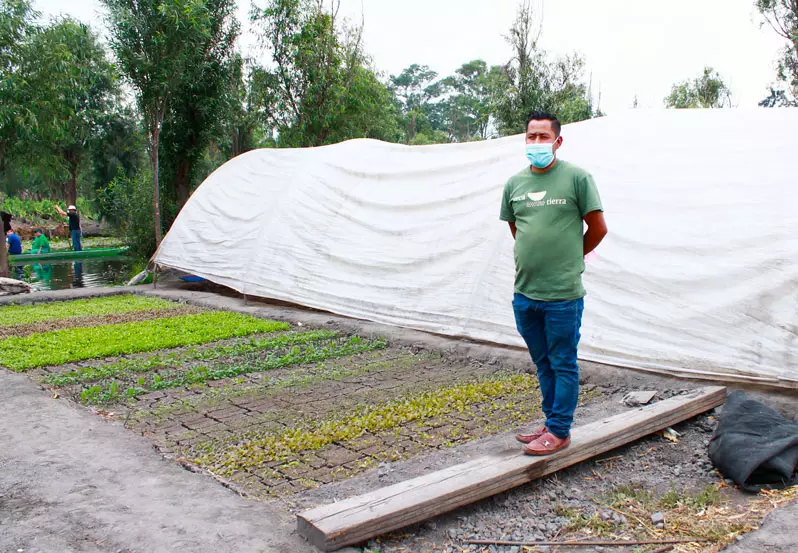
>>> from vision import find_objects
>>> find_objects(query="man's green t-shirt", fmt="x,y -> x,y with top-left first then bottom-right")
499,160 -> 603,301
31,234 -> 51,254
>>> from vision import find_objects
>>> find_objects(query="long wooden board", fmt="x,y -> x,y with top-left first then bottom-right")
298,386 -> 726,551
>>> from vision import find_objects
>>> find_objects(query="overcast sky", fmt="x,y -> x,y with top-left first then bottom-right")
34,0 -> 787,114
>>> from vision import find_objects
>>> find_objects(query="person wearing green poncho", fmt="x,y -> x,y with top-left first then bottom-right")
30,229 -> 51,254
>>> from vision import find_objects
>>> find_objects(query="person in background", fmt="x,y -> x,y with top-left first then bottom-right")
1,211 -> 11,234
55,204 -> 82,251
6,228 -> 23,255
30,229 -> 51,254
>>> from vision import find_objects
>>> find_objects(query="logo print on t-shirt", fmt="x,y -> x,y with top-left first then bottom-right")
527,191 -> 547,201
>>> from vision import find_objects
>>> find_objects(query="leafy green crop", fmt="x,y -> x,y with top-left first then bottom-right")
0,295 -> 181,327
198,373 -> 540,471
0,312 -> 289,370
80,336 -> 387,403
44,329 -> 339,387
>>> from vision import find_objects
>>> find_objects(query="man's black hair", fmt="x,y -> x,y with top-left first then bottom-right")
525,110 -> 561,137
1,211 -> 11,234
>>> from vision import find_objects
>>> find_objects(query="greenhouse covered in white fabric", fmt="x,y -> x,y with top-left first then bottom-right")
153,108 -> 798,388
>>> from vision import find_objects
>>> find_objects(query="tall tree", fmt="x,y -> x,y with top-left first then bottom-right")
440,60 -> 504,142
217,57 -> 275,160
664,66 -> 732,108
159,0 -> 238,209
253,0 -> 399,147
0,0 -> 37,176
102,0 -> 215,246
0,0 -> 37,279
16,18 -> 117,206
91,106 -> 145,200
493,1 -> 596,136
390,64 -> 443,143
756,0 -> 798,106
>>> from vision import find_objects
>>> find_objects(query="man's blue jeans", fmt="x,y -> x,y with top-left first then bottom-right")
512,293 -> 584,439
70,229 -> 82,251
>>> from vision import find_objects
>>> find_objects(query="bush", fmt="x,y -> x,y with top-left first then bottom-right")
99,170 -> 157,258
0,195 -> 98,223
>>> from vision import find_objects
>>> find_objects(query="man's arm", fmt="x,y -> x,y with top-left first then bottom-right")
507,222 -> 517,240
583,210 -> 607,255
54,205 -> 66,217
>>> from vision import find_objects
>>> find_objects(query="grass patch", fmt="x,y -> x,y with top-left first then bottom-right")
22,235 -> 123,252
43,329 -> 338,387
79,335 -> 387,404
0,295 -> 182,327
559,483 -> 798,552
196,373 -> 541,473
0,311 -> 289,370
132,351 -> 427,421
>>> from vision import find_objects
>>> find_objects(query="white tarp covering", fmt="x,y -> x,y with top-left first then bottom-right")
154,109 -> 798,388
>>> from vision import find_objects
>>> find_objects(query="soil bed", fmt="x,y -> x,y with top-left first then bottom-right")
4,289 -> 796,553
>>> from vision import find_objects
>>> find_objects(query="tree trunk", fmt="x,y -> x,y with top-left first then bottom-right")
175,159 -> 190,209
0,242 -> 8,279
152,128 -> 163,247
232,128 -> 241,158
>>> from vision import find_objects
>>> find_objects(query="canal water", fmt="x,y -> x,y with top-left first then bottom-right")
10,256 -> 134,291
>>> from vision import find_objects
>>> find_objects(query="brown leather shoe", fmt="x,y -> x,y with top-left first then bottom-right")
523,432 -> 571,456
515,425 -> 548,444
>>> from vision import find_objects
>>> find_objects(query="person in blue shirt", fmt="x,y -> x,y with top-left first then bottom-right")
6,229 -> 22,255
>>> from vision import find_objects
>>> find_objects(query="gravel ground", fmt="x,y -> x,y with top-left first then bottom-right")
292,386 -> 740,553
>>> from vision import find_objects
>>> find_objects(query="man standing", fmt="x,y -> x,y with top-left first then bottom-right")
500,111 -> 607,456
55,204 -> 82,251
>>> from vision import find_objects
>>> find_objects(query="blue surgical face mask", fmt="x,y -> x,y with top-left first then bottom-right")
525,142 -> 556,169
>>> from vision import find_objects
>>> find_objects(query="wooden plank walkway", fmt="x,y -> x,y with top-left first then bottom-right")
297,386 -> 727,551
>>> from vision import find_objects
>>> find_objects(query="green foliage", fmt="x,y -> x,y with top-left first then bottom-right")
0,294 -> 180,327
197,373 -> 540,471
44,329 -> 330,387
133,351 -> 423,420
659,484 -> 722,510
0,195 -> 97,223
0,0 -> 38,174
440,60 -> 505,142
91,107 -> 145,201
21,235 -> 122,253
83,335 -> 387,402
252,0 -> 400,147
102,0 -> 228,245
14,17 -> 118,204
158,0 -> 239,209
491,3 -> 598,135
756,0 -> 798,106
390,64 -> 445,143
0,311 -> 284,370
664,66 -> 733,108
99,170 -> 156,258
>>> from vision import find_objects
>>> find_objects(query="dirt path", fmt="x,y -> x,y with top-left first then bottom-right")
723,500 -> 798,553
0,369 -> 312,553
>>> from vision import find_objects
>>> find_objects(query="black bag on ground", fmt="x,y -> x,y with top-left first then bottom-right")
708,390 -> 798,493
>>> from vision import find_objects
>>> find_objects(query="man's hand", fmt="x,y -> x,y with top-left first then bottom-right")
54,205 -> 66,217
583,210 -> 607,255
508,222 -> 517,240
